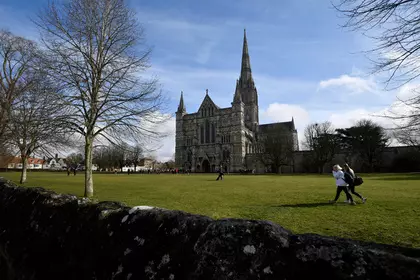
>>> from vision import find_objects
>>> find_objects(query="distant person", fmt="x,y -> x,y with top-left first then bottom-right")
67,168 -> 71,176
73,168 -> 76,176
127,169 -> 130,175
344,163 -> 366,203
216,165 -> 224,181
329,164 -> 355,205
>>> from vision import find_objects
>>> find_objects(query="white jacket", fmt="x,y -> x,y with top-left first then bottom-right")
333,170 -> 348,187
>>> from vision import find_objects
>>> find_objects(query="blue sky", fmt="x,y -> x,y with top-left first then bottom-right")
0,0 -> 412,160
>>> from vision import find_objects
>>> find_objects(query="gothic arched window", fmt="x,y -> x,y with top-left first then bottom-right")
205,120 -> 210,143
200,125 -> 204,144
211,123 -> 215,143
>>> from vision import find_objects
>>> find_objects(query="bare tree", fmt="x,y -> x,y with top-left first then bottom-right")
393,127 -> 420,151
66,152 -> 84,169
0,30 -> 38,144
113,143 -> 130,172
127,144 -> 143,172
304,122 -> 341,173
35,0 -> 167,196
256,125 -> 294,173
334,0 -> 420,88
334,0 -> 420,141
6,74 -> 71,183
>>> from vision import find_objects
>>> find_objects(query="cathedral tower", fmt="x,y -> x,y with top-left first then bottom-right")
236,29 -> 259,131
175,92 -> 186,167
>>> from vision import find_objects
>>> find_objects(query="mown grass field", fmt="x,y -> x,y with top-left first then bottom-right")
1,171 -> 419,248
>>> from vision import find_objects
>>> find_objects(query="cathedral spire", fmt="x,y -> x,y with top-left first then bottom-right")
177,91 -> 186,113
233,79 -> 242,103
239,29 -> 253,87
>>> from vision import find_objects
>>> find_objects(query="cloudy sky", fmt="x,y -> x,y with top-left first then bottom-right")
0,0 -> 414,161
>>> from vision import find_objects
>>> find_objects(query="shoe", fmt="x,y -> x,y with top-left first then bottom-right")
344,199 -> 349,203
350,201 -> 357,205
362,197 -> 367,204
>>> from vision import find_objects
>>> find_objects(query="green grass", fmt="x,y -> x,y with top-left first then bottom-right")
1,171 -> 420,248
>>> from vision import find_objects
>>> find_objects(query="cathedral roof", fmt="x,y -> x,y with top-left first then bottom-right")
198,89 -> 220,111
259,121 -> 296,132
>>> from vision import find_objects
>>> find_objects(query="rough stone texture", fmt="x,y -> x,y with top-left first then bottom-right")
0,179 -> 419,280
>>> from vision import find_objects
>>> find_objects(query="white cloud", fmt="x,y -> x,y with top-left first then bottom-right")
151,115 -> 176,162
396,83 -> 420,101
260,103 -> 311,147
318,74 -> 377,94
260,103 -> 310,125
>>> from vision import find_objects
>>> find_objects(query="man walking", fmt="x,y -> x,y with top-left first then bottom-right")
216,165 -> 224,181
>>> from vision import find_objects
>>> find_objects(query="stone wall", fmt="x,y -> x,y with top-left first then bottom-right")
0,179 -> 419,279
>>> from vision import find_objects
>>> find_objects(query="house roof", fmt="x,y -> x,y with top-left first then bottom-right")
0,156 -> 15,168
0,156 -> 45,167
28,158 -> 45,164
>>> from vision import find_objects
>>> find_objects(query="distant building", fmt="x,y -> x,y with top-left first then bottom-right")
0,156 -> 46,170
121,158 -> 156,172
175,30 -> 298,173
45,157 -> 67,170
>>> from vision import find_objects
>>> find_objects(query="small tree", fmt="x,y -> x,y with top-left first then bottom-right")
304,122 -> 341,173
336,119 -> 390,172
0,30 -> 38,144
110,143 -> 130,172
256,125 -> 294,173
6,75 -> 70,183
35,0 -> 166,197
127,144 -> 143,172
66,153 -> 84,169
164,160 -> 176,170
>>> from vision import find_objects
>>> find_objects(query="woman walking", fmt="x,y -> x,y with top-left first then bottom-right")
330,164 -> 356,205
344,163 -> 367,203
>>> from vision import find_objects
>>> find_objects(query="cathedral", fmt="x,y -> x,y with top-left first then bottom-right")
175,30 -> 298,173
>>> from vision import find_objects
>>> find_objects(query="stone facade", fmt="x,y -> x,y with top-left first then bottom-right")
175,30 -> 298,173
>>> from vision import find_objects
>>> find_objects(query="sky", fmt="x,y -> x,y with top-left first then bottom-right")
0,0 -> 415,161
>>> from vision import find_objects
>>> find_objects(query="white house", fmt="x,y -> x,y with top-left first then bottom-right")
44,157 -> 67,170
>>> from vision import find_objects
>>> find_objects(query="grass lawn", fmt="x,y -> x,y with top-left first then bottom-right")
1,171 -> 420,248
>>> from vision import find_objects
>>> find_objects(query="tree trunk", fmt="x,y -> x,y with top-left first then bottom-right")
20,157 -> 28,184
84,135 -> 94,197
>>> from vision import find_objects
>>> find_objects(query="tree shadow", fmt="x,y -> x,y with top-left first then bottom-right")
272,202 -> 348,208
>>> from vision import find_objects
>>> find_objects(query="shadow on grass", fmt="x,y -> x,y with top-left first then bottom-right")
272,202 -> 349,208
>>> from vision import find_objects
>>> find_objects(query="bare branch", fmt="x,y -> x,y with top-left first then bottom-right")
34,0 -> 168,196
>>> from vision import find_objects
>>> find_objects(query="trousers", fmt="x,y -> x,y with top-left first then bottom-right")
334,186 -> 353,202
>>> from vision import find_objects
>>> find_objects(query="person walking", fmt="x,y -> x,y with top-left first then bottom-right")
216,165 -> 224,181
329,164 -> 356,205
344,163 -> 366,203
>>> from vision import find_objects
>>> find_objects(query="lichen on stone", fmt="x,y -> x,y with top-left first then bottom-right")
128,206 -> 154,214
243,245 -> 256,255
263,266 -> 273,274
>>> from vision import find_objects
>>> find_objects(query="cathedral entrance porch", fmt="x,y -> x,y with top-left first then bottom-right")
202,159 -> 211,173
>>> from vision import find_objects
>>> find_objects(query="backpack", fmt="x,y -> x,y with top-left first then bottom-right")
354,176 -> 364,186
343,172 -> 354,184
